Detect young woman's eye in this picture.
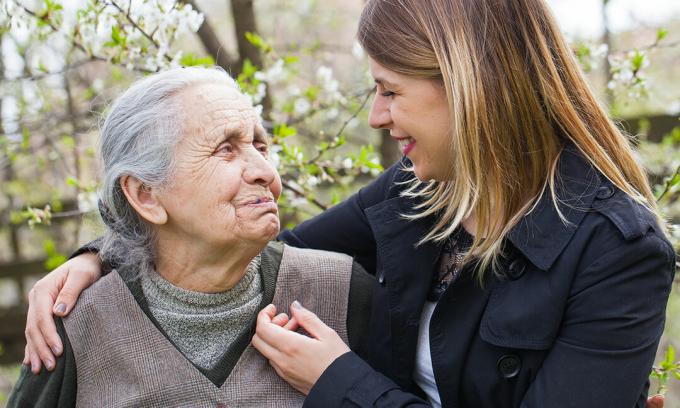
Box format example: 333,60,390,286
381,90,395,97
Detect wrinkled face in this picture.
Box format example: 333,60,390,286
157,83,282,249
368,58,453,181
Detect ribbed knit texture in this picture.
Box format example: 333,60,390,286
140,255,263,370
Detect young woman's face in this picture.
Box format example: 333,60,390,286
368,59,453,181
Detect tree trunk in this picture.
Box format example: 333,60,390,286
229,0,273,118
183,0,237,72
602,0,614,107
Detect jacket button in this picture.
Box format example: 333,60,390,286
595,185,615,199
378,273,385,285
497,354,521,379
507,259,526,280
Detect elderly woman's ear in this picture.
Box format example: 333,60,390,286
120,175,168,225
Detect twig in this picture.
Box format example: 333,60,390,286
51,209,95,219
109,0,173,63
656,164,680,202
281,180,328,211
304,88,373,165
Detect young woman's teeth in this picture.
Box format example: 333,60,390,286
399,138,414,148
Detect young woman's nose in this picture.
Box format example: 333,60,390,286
368,94,391,129
243,148,277,187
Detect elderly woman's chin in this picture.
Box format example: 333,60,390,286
234,204,281,243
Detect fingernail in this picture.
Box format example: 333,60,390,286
292,300,303,310
45,360,54,370
55,303,67,314
51,345,61,355
31,361,38,373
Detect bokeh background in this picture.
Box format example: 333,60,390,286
0,0,679,405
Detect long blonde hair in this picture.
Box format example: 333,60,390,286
357,0,660,279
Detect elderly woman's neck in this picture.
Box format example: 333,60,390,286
153,240,263,293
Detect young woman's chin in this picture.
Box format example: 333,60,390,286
412,163,451,182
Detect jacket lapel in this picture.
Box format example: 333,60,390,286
365,195,441,387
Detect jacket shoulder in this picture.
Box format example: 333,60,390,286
590,183,666,242
282,244,353,264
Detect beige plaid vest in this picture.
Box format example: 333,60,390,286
63,245,352,408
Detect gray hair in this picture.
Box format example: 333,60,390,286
98,66,240,275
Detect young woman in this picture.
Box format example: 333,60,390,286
23,0,673,406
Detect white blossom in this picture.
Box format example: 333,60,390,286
77,192,98,213
294,98,311,115
255,59,286,83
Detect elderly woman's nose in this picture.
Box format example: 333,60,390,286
243,149,276,186
368,94,391,129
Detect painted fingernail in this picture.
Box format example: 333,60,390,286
31,361,38,373
45,360,54,370
51,345,61,355
55,303,67,314
291,300,303,310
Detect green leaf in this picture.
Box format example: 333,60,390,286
656,28,668,42
274,123,297,139
631,50,645,72
66,176,80,188
304,86,320,102
283,56,299,65
21,127,30,151
61,135,75,149
43,239,67,270
664,344,676,365
180,53,215,67
244,32,272,53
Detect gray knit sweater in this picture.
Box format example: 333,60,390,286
140,255,263,370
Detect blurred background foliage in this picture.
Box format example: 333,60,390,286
0,0,678,405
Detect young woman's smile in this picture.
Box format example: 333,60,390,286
368,58,453,181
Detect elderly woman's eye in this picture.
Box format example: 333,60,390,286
216,142,234,156
254,142,269,156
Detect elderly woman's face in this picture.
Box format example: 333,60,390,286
157,83,282,248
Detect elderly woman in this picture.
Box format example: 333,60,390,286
8,67,372,407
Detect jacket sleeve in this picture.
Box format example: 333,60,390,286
304,352,431,407
279,159,407,275
7,318,77,408
520,233,675,408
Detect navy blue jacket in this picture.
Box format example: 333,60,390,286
280,146,675,407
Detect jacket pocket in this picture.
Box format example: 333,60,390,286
479,265,566,350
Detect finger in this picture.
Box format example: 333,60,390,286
257,304,277,322
271,313,290,327
27,290,58,371
23,345,30,365
255,312,314,350
289,301,333,340
53,259,100,317
32,290,63,358
646,395,664,408
251,333,282,361
283,316,299,331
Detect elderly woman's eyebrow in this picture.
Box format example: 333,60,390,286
254,126,269,144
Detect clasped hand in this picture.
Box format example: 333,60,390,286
252,301,351,395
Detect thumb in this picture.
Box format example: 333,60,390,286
290,301,331,340
646,395,664,408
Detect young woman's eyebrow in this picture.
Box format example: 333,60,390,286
374,78,398,88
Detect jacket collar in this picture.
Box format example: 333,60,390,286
507,145,601,270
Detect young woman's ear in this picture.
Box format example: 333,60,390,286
119,175,168,225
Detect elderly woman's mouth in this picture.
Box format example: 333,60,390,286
245,196,278,212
